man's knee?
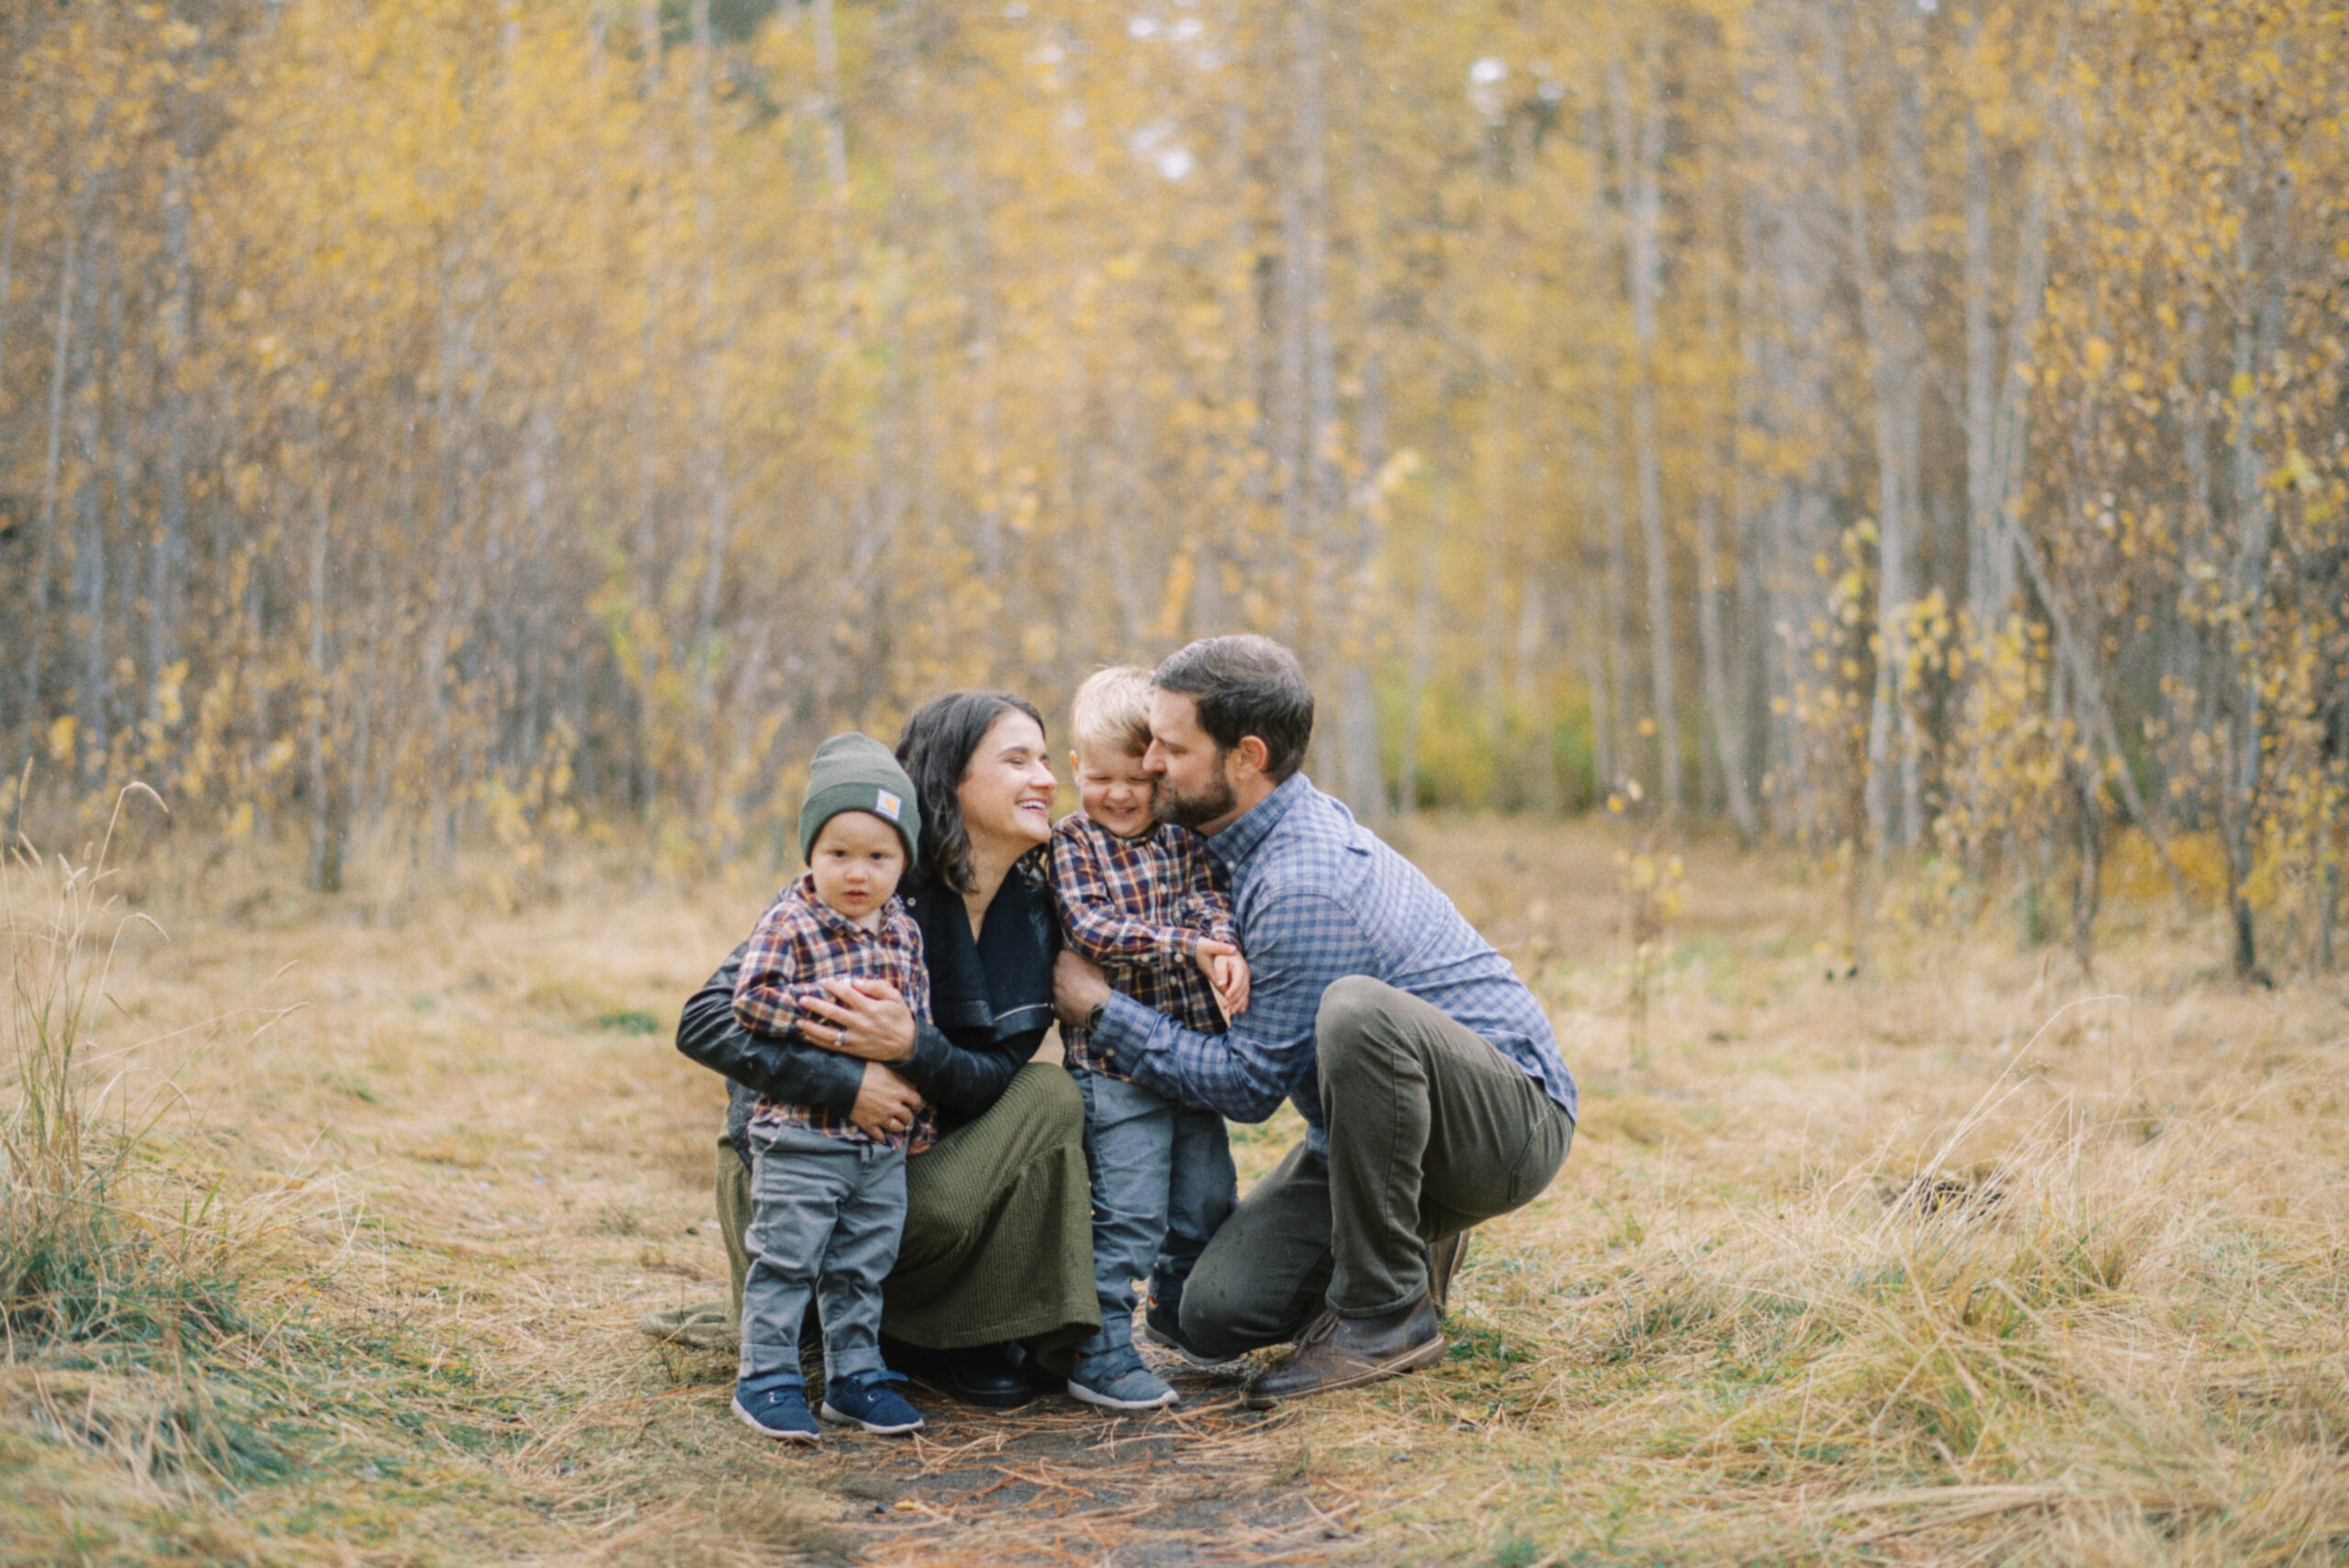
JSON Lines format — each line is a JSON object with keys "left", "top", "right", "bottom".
{"left": 1175, "top": 1255, "right": 1253, "bottom": 1358}
{"left": 1315, "top": 974, "right": 1408, "bottom": 1078}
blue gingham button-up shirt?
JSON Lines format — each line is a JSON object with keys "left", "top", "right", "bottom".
{"left": 1092, "top": 774, "right": 1576, "bottom": 1142}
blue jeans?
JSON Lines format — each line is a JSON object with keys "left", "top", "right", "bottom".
{"left": 1075, "top": 1070, "right": 1236, "bottom": 1359}
{"left": 739, "top": 1122, "right": 905, "bottom": 1387}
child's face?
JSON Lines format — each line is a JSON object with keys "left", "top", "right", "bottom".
{"left": 1073, "top": 740, "right": 1156, "bottom": 839}
{"left": 808, "top": 811, "right": 907, "bottom": 925}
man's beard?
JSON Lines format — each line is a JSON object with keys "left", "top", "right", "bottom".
{"left": 1153, "top": 769, "right": 1235, "bottom": 830}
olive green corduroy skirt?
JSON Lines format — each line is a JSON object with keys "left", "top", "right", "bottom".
{"left": 707, "top": 1062, "right": 1098, "bottom": 1362}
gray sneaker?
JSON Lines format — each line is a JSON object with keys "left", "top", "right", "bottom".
{"left": 1067, "top": 1348, "right": 1179, "bottom": 1411}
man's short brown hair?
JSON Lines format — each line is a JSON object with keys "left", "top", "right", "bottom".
{"left": 1151, "top": 635, "right": 1315, "bottom": 781}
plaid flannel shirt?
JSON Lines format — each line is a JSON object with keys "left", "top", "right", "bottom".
{"left": 1049, "top": 813, "right": 1237, "bottom": 1080}
{"left": 1089, "top": 774, "right": 1577, "bottom": 1151}
{"left": 733, "top": 873, "right": 935, "bottom": 1152}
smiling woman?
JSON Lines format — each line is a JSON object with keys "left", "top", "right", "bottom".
{"left": 666, "top": 691, "right": 1099, "bottom": 1410}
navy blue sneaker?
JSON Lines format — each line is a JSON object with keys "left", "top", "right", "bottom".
{"left": 731, "top": 1377, "right": 820, "bottom": 1442}
{"left": 821, "top": 1370, "right": 924, "bottom": 1435}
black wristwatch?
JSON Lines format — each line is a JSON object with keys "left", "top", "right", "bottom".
{"left": 1083, "top": 1000, "right": 1107, "bottom": 1036}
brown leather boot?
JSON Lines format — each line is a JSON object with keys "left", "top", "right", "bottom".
{"left": 1241, "top": 1296, "right": 1445, "bottom": 1408}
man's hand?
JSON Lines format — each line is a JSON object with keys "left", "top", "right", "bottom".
{"left": 1196, "top": 937, "right": 1251, "bottom": 1019}
{"left": 798, "top": 976, "right": 918, "bottom": 1062}
{"left": 1053, "top": 949, "right": 1113, "bottom": 1030}
{"left": 848, "top": 1062, "right": 925, "bottom": 1140}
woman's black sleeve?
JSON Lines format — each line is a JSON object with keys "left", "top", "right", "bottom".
{"left": 674, "top": 944, "right": 866, "bottom": 1113}
{"left": 894, "top": 1025, "right": 1025, "bottom": 1121}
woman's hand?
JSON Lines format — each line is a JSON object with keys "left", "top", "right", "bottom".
{"left": 849, "top": 1062, "right": 926, "bottom": 1140}
{"left": 1197, "top": 938, "right": 1251, "bottom": 1018}
{"left": 798, "top": 976, "right": 918, "bottom": 1062}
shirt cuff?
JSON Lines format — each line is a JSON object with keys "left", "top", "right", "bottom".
{"left": 1093, "top": 990, "right": 1163, "bottom": 1071}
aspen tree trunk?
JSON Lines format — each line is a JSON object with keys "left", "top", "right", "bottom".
{"left": 1579, "top": 575, "right": 1613, "bottom": 803}
{"left": 1746, "top": 24, "right": 1832, "bottom": 839}
{"left": 519, "top": 408, "right": 555, "bottom": 767}
{"left": 0, "top": 161, "right": 19, "bottom": 416}
{"left": 1610, "top": 52, "right": 1680, "bottom": 815}
{"left": 102, "top": 258, "right": 145, "bottom": 772}
{"left": 1598, "top": 373, "right": 1633, "bottom": 792}
{"left": 1270, "top": 0, "right": 1320, "bottom": 643}
{"left": 1695, "top": 460, "right": 1755, "bottom": 840}
{"left": 1698, "top": 210, "right": 1760, "bottom": 841}
{"left": 1883, "top": 0, "right": 1928, "bottom": 843}
{"left": 1514, "top": 573, "right": 1560, "bottom": 814}
{"left": 688, "top": 0, "right": 730, "bottom": 759}
{"left": 1828, "top": 13, "right": 1923, "bottom": 855}
{"left": 351, "top": 472, "right": 385, "bottom": 841}
{"left": 2182, "top": 300, "right": 2210, "bottom": 534}
{"left": 78, "top": 238, "right": 123, "bottom": 779}
{"left": 629, "top": 0, "right": 665, "bottom": 813}
{"left": 307, "top": 453, "right": 343, "bottom": 893}
{"left": 1319, "top": 0, "right": 1385, "bottom": 824}
{"left": 1337, "top": 341, "right": 1388, "bottom": 826}
{"left": 2218, "top": 139, "right": 2290, "bottom": 978}
{"left": 1190, "top": 48, "right": 1252, "bottom": 640}
{"left": 1396, "top": 524, "right": 1438, "bottom": 823}
{"left": 1962, "top": 108, "right": 2002, "bottom": 628}
{"left": 151, "top": 133, "right": 193, "bottom": 721}
{"left": 1481, "top": 441, "right": 1508, "bottom": 786}
{"left": 1296, "top": 0, "right": 1338, "bottom": 563}
{"left": 951, "top": 157, "right": 1005, "bottom": 591}
{"left": 20, "top": 214, "right": 81, "bottom": 775}
{"left": 810, "top": 0, "right": 850, "bottom": 199}
{"left": 1580, "top": 102, "right": 1633, "bottom": 797}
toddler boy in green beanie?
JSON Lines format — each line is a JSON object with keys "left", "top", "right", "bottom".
{"left": 727, "top": 732, "right": 931, "bottom": 1443}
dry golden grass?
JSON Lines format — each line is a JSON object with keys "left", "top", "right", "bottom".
{"left": 3, "top": 811, "right": 2344, "bottom": 1566}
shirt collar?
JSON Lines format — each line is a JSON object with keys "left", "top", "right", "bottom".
{"left": 789, "top": 871, "right": 884, "bottom": 940}
{"left": 1203, "top": 772, "right": 1313, "bottom": 872}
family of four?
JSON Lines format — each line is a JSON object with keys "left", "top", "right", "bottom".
{"left": 666, "top": 635, "right": 1579, "bottom": 1440}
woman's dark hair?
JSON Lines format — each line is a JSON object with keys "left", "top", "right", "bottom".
{"left": 1152, "top": 634, "right": 1315, "bottom": 782}
{"left": 895, "top": 690, "right": 1048, "bottom": 895}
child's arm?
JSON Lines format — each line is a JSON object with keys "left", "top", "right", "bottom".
{"left": 1050, "top": 825, "right": 1213, "bottom": 966}
{"left": 1174, "top": 887, "right": 1240, "bottom": 950}
{"left": 1171, "top": 840, "right": 1251, "bottom": 1018}
{"left": 732, "top": 905, "right": 851, "bottom": 1043}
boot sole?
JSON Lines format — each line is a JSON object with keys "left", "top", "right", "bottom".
{"left": 731, "top": 1396, "right": 821, "bottom": 1442}
{"left": 1066, "top": 1378, "right": 1181, "bottom": 1412}
{"left": 818, "top": 1402, "right": 924, "bottom": 1435}
{"left": 1242, "top": 1333, "right": 1448, "bottom": 1409}
{"left": 1141, "top": 1321, "right": 1242, "bottom": 1370}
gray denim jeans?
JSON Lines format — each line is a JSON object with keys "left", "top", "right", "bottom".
{"left": 1178, "top": 975, "right": 1575, "bottom": 1356}
{"left": 1074, "top": 1070, "right": 1237, "bottom": 1360}
{"left": 739, "top": 1121, "right": 906, "bottom": 1388}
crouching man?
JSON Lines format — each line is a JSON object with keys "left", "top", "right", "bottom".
{"left": 1052, "top": 635, "right": 1577, "bottom": 1407}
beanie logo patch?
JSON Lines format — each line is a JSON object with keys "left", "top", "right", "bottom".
{"left": 874, "top": 789, "right": 903, "bottom": 822}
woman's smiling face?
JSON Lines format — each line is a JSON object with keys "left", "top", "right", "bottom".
{"left": 957, "top": 709, "right": 1055, "bottom": 855}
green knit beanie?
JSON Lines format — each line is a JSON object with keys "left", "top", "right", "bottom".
{"left": 798, "top": 732, "right": 921, "bottom": 872}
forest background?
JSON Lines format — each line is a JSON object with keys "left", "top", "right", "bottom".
{"left": 2, "top": 0, "right": 2345, "bottom": 973}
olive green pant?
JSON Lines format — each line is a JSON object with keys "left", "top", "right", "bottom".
{"left": 1176, "top": 975, "right": 1574, "bottom": 1358}
{"left": 712, "top": 1063, "right": 1099, "bottom": 1364}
